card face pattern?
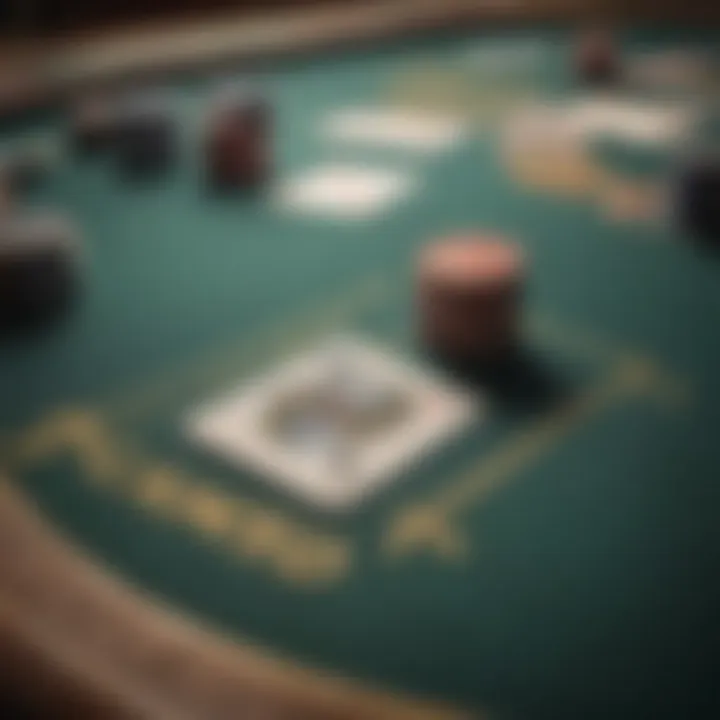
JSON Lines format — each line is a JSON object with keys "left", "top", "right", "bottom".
{"left": 186, "top": 336, "right": 479, "bottom": 511}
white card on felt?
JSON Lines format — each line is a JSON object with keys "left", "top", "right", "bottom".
{"left": 275, "top": 164, "right": 415, "bottom": 220}
{"left": 565, "top": 98, "right": 694, "bottom": 145}
{"left": 186, "top": 335, "right": 478, "bottom": 511}
{"left": 323, "top": 108, "right": 466, "bottom": 153}
{"left": 502, "top": 103, "right": 586, "bottom": 155}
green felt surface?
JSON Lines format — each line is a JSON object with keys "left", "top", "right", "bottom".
{"left": 2, "top": 28, "right": 720, "bottom": 720}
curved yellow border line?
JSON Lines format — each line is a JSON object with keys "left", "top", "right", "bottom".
{"left": 0, "top": 478, "right": 473, "bottom": 719}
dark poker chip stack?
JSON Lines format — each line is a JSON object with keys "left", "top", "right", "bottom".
{"left": 0, "top": 213, "right": 80, "bottom": 332}
{"left": 672, "top": 150, "right": 720, "bottom": 245}
{"left": 114, "top": 94, "right": 177, "bottom": 178}
{"left": 71, "top": 95, "right": 120, "bottom": 155}
{"left": 0, "top": 143, "right": 55, "bottom": 196}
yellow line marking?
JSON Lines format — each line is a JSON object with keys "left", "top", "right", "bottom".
{"left": 526, "top": 312, "right": 620, "bottom": 363}
{"left": 384, "top": 353, "right": 673, "bottom": 561}
{"left": 133, "top": 464, "right": 190, "bottom": 517}
{"left": 385, "top": 64, "right": 535, "bottom": 123}
{"left": 389, "top": 62, "right": 664, "bottom": 227}
{"left": 130, "top": 463, "right": 353, "bottom": 589}
{"left": 0, "top": 476, "right": 464, "bottom": 720}
{"left": 528, "top": 312, "right": 692, "bottom": 411}
{"left": 103, "top": 271, "right": 390, "bottom": 421}
{"left": 596, "top": 178, "right": 663, "bottom": 224}
{"left": 11, "top": 409, "right": 352, "bottom": 588}
{"left": 13, "top": 408, "right": 130, "bottom": 485}
{"left": 504, "top": 143, "right": 603, "bottom": 198}
{"left": 383, "top": 506, "right": 468, "bottom": 561}
{"left": 500, "top": 117, "right": 667, "bottom": 224}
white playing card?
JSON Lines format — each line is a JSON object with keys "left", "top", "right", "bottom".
{"left": 502, "top": 103, "right": 586, "bottom": 155}
{"left": 322, "top": 108, "right": 465, "bottom": 153}
{"left": 186, "top": 335, "right": 478, "bottom": 511}
{"left": 564, "top": 98, "right": 695, "bottom": 145}
{"left": 275, "top": 164, "right": 415, "bottom": 220}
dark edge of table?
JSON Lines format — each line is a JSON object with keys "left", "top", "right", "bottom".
{"left": 0, "top": 1, "right": 597, "bottom": 120}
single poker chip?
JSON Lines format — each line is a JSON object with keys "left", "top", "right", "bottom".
{"left": 112, "top": 92, "right": 177, "bottom": 177}
{"left": 417, "top": 234, "right": 525, "bottom": 363}
{"left": 419, "top": 234, "right": 524, "bottom": 290}
{"left": 0, "top": 137, "right": 59, "bottom": 195}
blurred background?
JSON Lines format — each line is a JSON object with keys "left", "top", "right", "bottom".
{"left": 2, "top": 0, "right": 342, "bottom": 37}
{"left": 0, "top": 0, "right": 718, "bottom": 39}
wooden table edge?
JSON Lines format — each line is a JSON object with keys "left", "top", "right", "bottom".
{"left": 0, "top": 477, "right": 472, "bottom": 719}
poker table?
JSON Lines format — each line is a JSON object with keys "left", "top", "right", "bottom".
{"left": 2, "top": 16, "right": 720, "bottom": 720}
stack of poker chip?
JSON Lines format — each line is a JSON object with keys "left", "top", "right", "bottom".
{"left": 0, "top": 136, "right": 60, "bottom": 198}
{"left": 204, "top": 84, "right": 271, "bottom": 191}
{"left": 574, "top": 28, "right": 621, "bottom": 85}
{"left": 113, "top": 93, "right": 176, "bottom": 177}
{"left": 71, "top": 95, "right": 119, "bottom": 155}
{"left": 672, "top": 149, "right": 720, "bottom": 244}
{"left": 0, "top": 212, "right": 81, "bottom": 329}
{"left": 417, "top": 234, "right": 525, "bottom": 365}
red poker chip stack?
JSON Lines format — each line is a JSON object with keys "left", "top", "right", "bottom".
{"left": 575, "top": 28, "right": 620, "bottom": 85}
{"left": 417, "top": 234, "right": 525, "bottom": 365}
{"left": 205, "top": 102, "right": 270, "bottom": 191}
